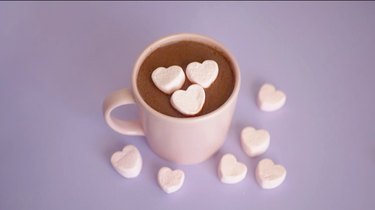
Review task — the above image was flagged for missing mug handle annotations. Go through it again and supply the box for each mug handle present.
[103,88,144,136]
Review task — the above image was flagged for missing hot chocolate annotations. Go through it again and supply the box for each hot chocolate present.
[137,41,235,118]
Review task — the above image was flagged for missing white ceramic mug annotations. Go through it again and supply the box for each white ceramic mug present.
[103,33,240,164]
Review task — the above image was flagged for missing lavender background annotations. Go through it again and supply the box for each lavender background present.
[1,2,375,210]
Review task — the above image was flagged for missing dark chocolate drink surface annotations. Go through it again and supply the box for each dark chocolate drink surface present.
[137,41,235,118]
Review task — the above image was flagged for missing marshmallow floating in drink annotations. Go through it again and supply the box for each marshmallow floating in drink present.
[186,60,219,88]
[170,84,206,116]
[151,65,185,94]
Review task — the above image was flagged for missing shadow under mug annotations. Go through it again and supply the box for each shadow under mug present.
[103,33,241,164]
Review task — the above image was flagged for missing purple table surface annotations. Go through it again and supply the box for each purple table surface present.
[1,2,375,210]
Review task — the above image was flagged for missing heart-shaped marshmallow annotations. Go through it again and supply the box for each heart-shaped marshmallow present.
[256,159,286,189]
[170,84,205,116]
[186,60,219,88]
[241,127,270,157]
[257,83,286,112]
[111,145,142,178]
[151,65,185,94]
[158,167,185,194]
[218,154,247,184]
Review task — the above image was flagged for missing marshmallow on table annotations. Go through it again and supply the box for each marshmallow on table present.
[186,60,219,88]
[256,158,286,189]
[151,65,185,94]
[111,145,142,178]
[218,154,247,184]
[170,84,205,116]
[241,127,270,157]
[257,83,286,112]
[158,167,185,194]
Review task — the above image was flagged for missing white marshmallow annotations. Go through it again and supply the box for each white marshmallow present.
[186,60,219,88]
[218,154,247,184]
[170,84,205,116]
[241,127,270,157]
[257,83,286,112]
[256,159,286,189]
[158,167,185,194]
[151,65,185,94]
[111,145,142,178]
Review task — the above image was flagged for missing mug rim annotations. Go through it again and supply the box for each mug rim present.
[132,33,241,122]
